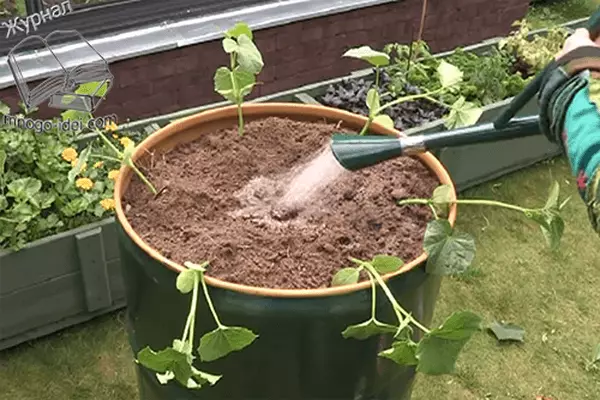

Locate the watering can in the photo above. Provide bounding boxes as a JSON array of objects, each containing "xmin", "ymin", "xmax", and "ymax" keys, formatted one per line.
[{"xmin": 331, "ymin": 8, "xmax": 600, "ymax": 171}]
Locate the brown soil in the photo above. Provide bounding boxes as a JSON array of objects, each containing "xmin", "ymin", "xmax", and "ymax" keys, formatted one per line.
[{"xmin": 123, "ymin": 116, "xmax": 440, "ymax": 289}]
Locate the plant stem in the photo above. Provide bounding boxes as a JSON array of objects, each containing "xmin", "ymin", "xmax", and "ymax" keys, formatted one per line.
[
  {"xmin": 228, "ymin": 66, "xmax": 243, "ymax": 136},
  {"xmin": 423, "ymin": 94, "xmax": 451, "ymax": 109},
  {"xmin": 428, "ymin": 203, "xmax": 439, "ymax": 219},
  {"xmin": 95, "ymin": 130, "xmax": 123, "ymax": 158},
  {"xmin": 359, "ymin": 116, "xmax": 373, "ymax": 136},
  {"xmin": 398, "ymin": 198, "xmax": 530, "ymax": 213},
  {"xmin": 127, "ymin": 161, "xmax": 158, "ymax": 194},
  {"xmin": 95, "ymin": 129, "xmax": 157, "ymax": 194},
  {"xmin": 368, "ymin": 274, "xmax": 377, "ymax": 319},
  {"xmin": 181, "ymin": 305, "xmax": 193, "ymax": 344},
  {"xmin": 375, "ymin": 68, "xmax": 380, "ymax": 88},
  {"xmin": 352, "ymin": 258, "xmax": 430, "ymax": 334},
  {"xmin": 378, "ymin": 87, "xmax": 443, "ymax": 113},
  {"xmin": 200, "ymin": 271, "xmax": 223, "ymax": 329},
  {"xmin": 188, "ymin": 272, "xmax": 200, "ymax": 347},
  {"xmin": 237, "ymin": 104, "xmax": 244, "ymax": 137}
]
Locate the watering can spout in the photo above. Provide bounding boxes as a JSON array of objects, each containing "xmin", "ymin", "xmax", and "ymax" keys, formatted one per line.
[
  {"xmin": 330, "ymin": 115, "xmax": 542, "ymax": 172},
  {"xmin": 330, "ymin": 134, "xmax": 421, "ymax": 171}
]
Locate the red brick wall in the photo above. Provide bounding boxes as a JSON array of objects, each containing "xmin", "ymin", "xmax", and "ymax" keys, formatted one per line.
[{"xmin": 0, "ymin": 0, "xmax": 530, "ymax": 122}]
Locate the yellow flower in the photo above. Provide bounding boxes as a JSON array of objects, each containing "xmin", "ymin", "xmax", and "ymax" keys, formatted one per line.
[
  {"xmin": 120, "ymin": 137, "xmax": 134, "ymax": 148},
  {"xmin": 100, "ymin": 198, "xmax": 115, "ymax": 211},
  {"xmin": 105, "ymin": 121, "xmax": 118, "ymax": 132},
  {"xmin": 75, "ymin": 177, "xmax": 93, "ymax": 191},
  {"xmin": 108, "ymin": 170, "xmax": 119, "ymax": 180},
  {"xmin": 61, "ymin": 147, "xmax": 77, "ymax": 162},
  {"xmin": 112, "ymin": 134, "xmax": 119, "ymax": 139},
  {"xmin": 71, "ymin": 159, "xmax": 87, "ymax": 172},
  {"xmin": 93, "ymin": 161, "xmax": 104, "ymax": 169}
]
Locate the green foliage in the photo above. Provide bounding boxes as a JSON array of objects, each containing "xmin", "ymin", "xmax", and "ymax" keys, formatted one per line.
[
  {"xmin": 486, "ymin": 321, "xmax": 525, "ymax": 342},
  {"xmin": 498, "ymin": 19, "xmax": 569, "ymax": 74},
  {"xmin": 334, "ymin": 180, "xmax": 569, "ymax": 375},
  {"xmin": 356, "ymin": 60, "xmax": 482, "ymax": 135},
  {"xmin": 214, "ymin": 22, "xmax": 264, "ymax": 136},
  {"xmin": 343, "ymin": 46, "xmax": 390, "ymax": 68},
  {"xmin": 339, "ymin": 256, "xmax": 484, "ymax": 375},
  {"xmin": 347, "ymin": 20, "xmax": 565, "ymax": 126},
  {"xmin": 382, "ymin": 40, "xmax": 440, "ymax": 94},
  {"xmin": 445, "ymin": 47, "xmax": 530, "ymax": 106},
  {"xmin": 443, "ymin": 96, "xmax": 483, "ymax": 129},
  {"xmin": 0, "ymin": 104, "xmax": 135, "ymax": 250},
  {"xmin": 331, "ymin": 267, "xmax": 360, "ymax": 286},
  {"xmin": 414, "ymin": 311, "xmax": 482, "ymax": 375},
  {"xmin": 198, "ymin": 327, "xmax": 258, "ymax": 362},
  {"xmin": 523, "ymin": 181, "xmax": 570, "ymax": 250},
  {"xmin": 423, "ymin": 219, "xmax": 476, "ymax": 276},
  {"xmin": 136, "ymin": 261, "xmax": 258, "ymax": 391}
]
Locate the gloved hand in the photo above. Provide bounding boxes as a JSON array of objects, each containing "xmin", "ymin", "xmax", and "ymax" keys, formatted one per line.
[
  {"xmin": 538, "ymin": 28, "xmax": 600, "ymax": 233},
  {"xmin": 538, "ymin": 28, "xmax": 600, "ymax": 146}
]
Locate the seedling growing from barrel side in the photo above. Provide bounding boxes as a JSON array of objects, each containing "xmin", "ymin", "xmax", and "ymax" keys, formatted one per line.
[
  {"xmin": 136, "ymin": 261, "xmax": 258, "ymax": 389},
  {"xmin": 332, "ymin": 181, "xmax": 569, "ymax": 374}
]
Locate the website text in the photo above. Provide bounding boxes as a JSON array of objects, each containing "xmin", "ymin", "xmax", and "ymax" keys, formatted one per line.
[
  {"xmin": 2, "ymin": 114, "xmax": 118, "ymax": 134},
  {"xmin": 3, "ymin": 1, "xmax": 73, "ymax": 38}
]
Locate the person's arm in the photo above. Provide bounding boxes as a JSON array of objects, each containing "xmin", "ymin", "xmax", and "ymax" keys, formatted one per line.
[
  {"xmin": 559, "ymin": 77, "xmax": 600, "ymax": 232},
  {"xmin": 539, "ymin": 28, "xmax": 600, "ymax": 232}
]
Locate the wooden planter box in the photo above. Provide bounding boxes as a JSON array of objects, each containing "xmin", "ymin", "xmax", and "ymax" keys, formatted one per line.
[
  {"xmin": 0, "ymin": 218, "xmax": 123, "ymax": 350},
  {"xmin": 0, "ymin": 18, "xmax": 585, "ymax": 351}
]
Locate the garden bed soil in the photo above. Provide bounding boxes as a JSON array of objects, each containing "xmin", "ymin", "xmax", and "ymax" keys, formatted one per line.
[
  {"xmin": 319, "ymin": 71, "xmax": 448, "ymax": 131},
  {"xmin": 122, "ymin": 116, "xmax": 439, "ymax": 289}
]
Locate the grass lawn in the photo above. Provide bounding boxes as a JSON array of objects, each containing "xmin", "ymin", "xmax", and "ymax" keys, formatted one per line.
[{"xmin": 1, "ymin": 157, "xmax": 599, "ymax": 400}]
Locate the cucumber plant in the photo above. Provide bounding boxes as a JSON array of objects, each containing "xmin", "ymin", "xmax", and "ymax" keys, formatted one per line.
[
  {"xmin": 214, "ymin": 22, "xmax": 264, "ymax": 136},
  {"xmin": 136, "ymin": 261, "xmax": 258, "ymax": 389},
  {"xmin": 331, "ymin": 181, "xmax": 569, "ymax": 374},
  {"xmin": 352, "ymin": 58, "xmax": 483, "ymax": 134}
]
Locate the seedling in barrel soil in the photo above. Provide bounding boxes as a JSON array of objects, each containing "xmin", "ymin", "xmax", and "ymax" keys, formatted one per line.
[
  {"xmin": 214, "ymin": 22, "xmax": 264, "ymax": 136},
  {"xmin": 332, "ymin": 181, "xmax": 569, "ymax": 373},
  {"xmin": 136, "ymin": 261, "xmax": 258, "ymax": 389}
]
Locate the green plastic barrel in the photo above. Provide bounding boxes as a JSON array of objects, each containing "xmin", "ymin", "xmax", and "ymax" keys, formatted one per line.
[{"xmin": 117, "ymin": 223, "xmax": 442, "ymax": 400}]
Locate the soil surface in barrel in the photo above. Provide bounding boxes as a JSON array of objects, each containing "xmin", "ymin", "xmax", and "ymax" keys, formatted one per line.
[{"xmin": 123, "ymin": 116, "xmax": 439, "ymax": 289}]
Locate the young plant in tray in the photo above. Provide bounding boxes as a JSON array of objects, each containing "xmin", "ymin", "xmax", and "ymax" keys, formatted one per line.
[
  {"xmin": 214, "ymin": 22, "xmax": 264, "ymax": 136},
  {"xmin": 342, "ymin": 45, "xmax": 391, "ymax": 89},
  {"xmin": 331, "ymin": 181, "xmax": 569, "ymax": 374},
  {"xmin": 356, "ymin": 58, "xmax": 483, "ymax": 134}
]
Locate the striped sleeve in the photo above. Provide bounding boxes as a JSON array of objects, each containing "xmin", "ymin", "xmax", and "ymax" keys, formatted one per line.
[{"xmin": 562, "ymin": 80, "xmax": 600, "ymax": 232}]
